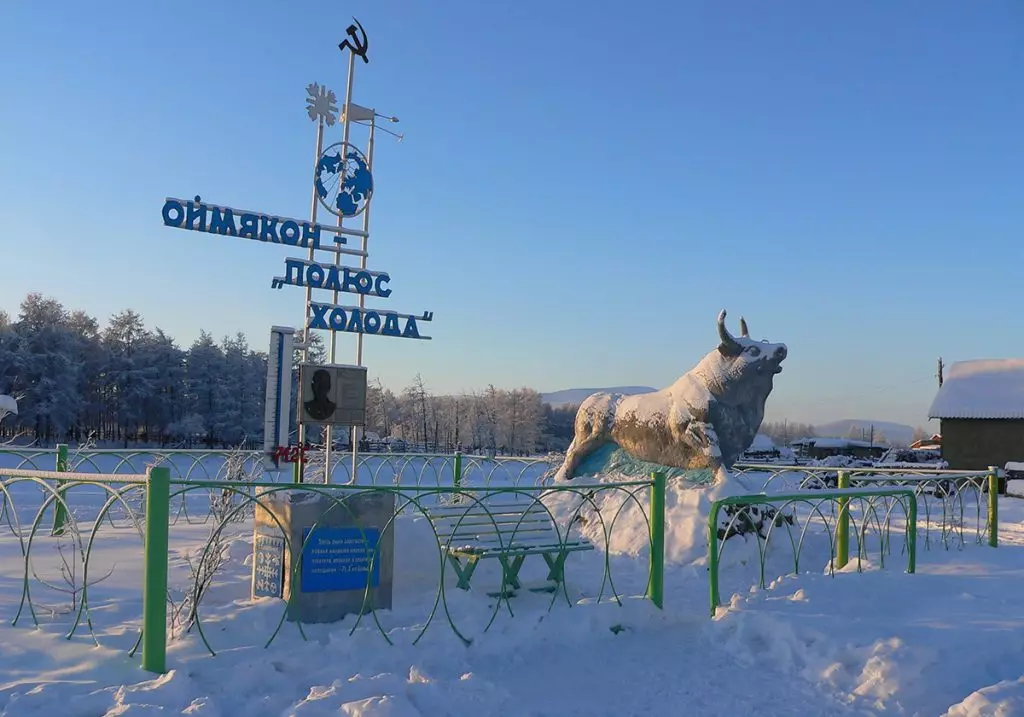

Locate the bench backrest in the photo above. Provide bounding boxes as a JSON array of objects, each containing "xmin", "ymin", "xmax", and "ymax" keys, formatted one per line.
[{"xmin": 425, "ymin": 501, "xmax": 574, "ymax": 550}]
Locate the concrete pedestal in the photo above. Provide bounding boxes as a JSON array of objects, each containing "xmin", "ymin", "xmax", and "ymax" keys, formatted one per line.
[{"xmin": 251, "ymin": 488, "xmax": 395, "ymax": 623}]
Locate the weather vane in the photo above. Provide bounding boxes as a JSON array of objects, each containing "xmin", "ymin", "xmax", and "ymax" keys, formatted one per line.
[{"xmin": 339, "ymin": 17, "xmax": 369, "ymax": 64}]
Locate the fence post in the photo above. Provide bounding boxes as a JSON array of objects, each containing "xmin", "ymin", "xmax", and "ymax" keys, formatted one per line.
[
  {"xmin": 647, "ymin": 471, "xmax": 665, "ymax": 609},
  {"xmin": 906, "ymin": 492, "xmax": 917, "ymax": 574},
  {"xmin": 51, "ymin": 443, "xmax": 70, "ymax": 536},
  {"xmin": 988, "ymin": 466, "xmax": 999, "ymax": 548},
  {"xmin": 142, "ymin": 466, "xmax": 170, "ymax": 674},
  {"xmin": 835, "ymin": 470, "xmax": 850, "ymax": 569},
  {"xmin": 707, "ymin": 499, "xmax": 721, "ymax": 616},
  {"xmin": 452, "ymin": 451, "xmax": 463, "ymax": 502}
]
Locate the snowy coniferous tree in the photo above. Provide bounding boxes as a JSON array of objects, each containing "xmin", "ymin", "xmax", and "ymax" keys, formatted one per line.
[
  {"xmin": 65, "ymin": 310, "xmax": 106, "ymax": 442},
  {"xmin": 140, "ymin": 329, "xmax": 185, "ymax": 444},
  {"xmin": 218, "ymin": 334, "xmax": 247, "ymax": 444},
  {"xmin": 0, "ymin": 310, "xmax": 20, "ymax": 398},
  {"xmin": 103, "ymin": 310, "xmax": 154, "ymax": 444},
  {"xmin": 14, "ymin": 294, "xmax": 82, "ymax": 442},
  {"xmin": 184, "ymin": 331, "xmax": 227, "ymax": 447},
  {"xmin": 218, "ymin": 333, "xmax": 266, "ymax": 445}
]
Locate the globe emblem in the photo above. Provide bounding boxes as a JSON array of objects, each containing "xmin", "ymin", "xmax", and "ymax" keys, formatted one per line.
[{"xmin": 314, "ymin": 141, "xmax": 373, "ymax": 218}]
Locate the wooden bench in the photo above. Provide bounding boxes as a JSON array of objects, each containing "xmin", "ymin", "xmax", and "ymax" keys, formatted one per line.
[{"xmin": 425, "ymin": 500, "xmax": 594, "ymax": 596}]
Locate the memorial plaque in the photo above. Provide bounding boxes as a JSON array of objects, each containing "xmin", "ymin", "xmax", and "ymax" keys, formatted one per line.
[
  {"xmin": 252, "ymin": 532, "xmax": 285, "ymax": 598},
  {"xmin": 251, "ymin": 488, "xmax": 395, "ymax": 623},
  {"xmin": 300, "ymin": 527, "xmax": 381, "ymax": 593},
  {"xmin": 299, "ymin": 363, "xmax": 367, "ymax": 426}
]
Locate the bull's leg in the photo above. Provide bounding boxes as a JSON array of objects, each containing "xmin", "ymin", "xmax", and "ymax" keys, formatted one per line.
[
  {"xmin": 557, "ymin": 431, "xmax": 607, "ymax": 481},
  {"xmin": 555, "ymin": 396, "xmax": 615, "ymax": 481}
]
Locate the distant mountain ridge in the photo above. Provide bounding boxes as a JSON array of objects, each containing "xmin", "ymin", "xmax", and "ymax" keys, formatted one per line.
[
  {"xmin": 541, "ymin": 391, "xmax": 917, "ymax": 446},
  {"xmin": 541, "ymin": 386, "xmax": 656, "ymax": 408},
  {"xmin": 813, "ymin": 419, "xmax": 916, "ymax": 446}
]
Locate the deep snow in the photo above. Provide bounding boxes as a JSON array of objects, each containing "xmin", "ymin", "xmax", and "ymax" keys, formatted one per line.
[{"xmin": 2, "ymin": 462, "xmax": 1024, "ymax": 716}]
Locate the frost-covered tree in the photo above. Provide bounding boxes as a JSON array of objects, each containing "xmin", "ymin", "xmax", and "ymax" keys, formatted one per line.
[
  {"xmin": 103, "ymin": 310, "xmax": 153, "ymax": 444},
  {"xmin": 499, "ymin": 388, "xmax": 544, "ymax": 455},
  {"xmin": 1, "ymin": 292, "xmax": 562, "ymax": 451},
  {"xmin": 13, "ymin": 294, "xmax": 82, "ymax": 440},
  {"xmin": 401, "ymin": 374, "xmax": 430, "ymax": 448},
  {"xmin": 218, "ymin": 333, "xmax": 265, "ymax": 444},
  {"xmin": 184, "ymin": 331, "xmax": 226, "ymax": 446},
  {"xmin": 140, "ymin": 329, "xmax": 186, "ymax": 442}
]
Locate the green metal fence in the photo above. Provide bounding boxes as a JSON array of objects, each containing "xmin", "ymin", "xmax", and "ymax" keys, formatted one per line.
[
  {"xmin": 732, "ymin": 463, "xmax": 1000, "ymax": 549},
  {"xmin": 0, "ymin": 446, "xmax": 557, "ymax": 488},
  {"xmin": 0, "ymin": 466, "xmax": 153, "ymax": 656},
  {"xmin": 707, "ymin": 487, "xmax": 918, "ymax": 617},
  {"xmin": 0, "ymin": 461, "xmax": 665, "ymax": 675},
  {"xmin": 0, "ymin": 446, "xmax": 566, "ymax": 530}
]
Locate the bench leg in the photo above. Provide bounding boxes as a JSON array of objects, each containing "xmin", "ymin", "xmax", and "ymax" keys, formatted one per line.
[
  {"xmin": 541, "ymin": 551, "xmax": 568, "ymax": 583},
  {"xmin": 447, "ymin": 554, "xmax": 480, "ymax": 590},
  {"xmin": 498, "ymin": 554, "xmax": 525, "ymax": 590}
]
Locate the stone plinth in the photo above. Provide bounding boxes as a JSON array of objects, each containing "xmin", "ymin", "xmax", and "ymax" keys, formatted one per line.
[{"xmin": 251, "ymin": 488, "xmax": 395, "ymax": 623}]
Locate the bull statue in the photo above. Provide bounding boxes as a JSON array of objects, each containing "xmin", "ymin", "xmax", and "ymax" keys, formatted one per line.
[{"xmin": 555, "ymin": 310, "xmax": 787, "ymax": 481}]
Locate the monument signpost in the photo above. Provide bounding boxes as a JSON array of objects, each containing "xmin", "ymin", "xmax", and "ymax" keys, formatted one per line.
[{"xmin": 160, "ymin": 17, "xmax": 426, "ymax": 622}]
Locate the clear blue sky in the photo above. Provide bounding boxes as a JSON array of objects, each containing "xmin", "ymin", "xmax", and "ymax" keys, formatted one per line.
[{"xmin": 2, "ymin": 1, "xmax": 1022, "ymax": 428}]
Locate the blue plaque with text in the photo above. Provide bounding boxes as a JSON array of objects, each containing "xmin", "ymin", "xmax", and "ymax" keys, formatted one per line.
[{"xmin": 300, "ymin": 527, "xmax": 381, "ymax": 593}]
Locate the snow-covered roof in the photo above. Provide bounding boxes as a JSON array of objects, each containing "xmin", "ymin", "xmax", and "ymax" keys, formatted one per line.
[{"xmin": 928, "ymin": 359, "xmax": 1024, "ymax": 420}]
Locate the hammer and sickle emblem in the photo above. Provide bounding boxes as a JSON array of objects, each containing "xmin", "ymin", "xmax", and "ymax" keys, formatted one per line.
[{"xmin": 338, "ymin": 17, "xmax": 369, "ymax": 64}]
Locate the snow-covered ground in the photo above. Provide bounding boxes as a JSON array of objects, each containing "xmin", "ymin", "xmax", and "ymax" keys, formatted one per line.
[{"xmin": 2, "ymin": 464, "xmax": 1024, "ymax": 716}]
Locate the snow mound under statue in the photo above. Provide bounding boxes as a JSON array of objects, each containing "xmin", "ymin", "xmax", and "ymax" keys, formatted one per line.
[{"xmin": 542, "ymin": 464, "xmax": 764, "ymax": 567}]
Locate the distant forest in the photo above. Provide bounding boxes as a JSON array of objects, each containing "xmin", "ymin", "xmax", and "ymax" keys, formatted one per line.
[
  {"xmin": 0, "ymin": 293, "xmax": 578, "ymax": 453},
  {"xmin": 1, "ymin": 293, "xmax": 922, "ymax": 454}
]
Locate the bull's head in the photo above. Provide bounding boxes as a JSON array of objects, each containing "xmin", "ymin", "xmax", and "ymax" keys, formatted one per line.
[
  {"xmin": 693, "ymin": 309, "xmax": 788, "ymax": 409},
  {"xmin": 716, "ymin": 310, "xmax": 787, "ymax": 375}
]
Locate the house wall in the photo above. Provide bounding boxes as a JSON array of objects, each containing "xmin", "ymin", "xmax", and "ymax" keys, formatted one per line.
[{"xmin": 940, "ymin": 419, "xmax": 1024, "ymax": 470}]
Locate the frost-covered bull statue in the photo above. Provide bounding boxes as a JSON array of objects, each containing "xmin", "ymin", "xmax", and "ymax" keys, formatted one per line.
[{"xmin": 555, "ymin": 311, "xmax": 787, "ymax": 480}]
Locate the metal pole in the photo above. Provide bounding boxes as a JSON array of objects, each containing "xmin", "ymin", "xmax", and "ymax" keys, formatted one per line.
[
  {"xmin": 350, "ymin": 117, "xmax": 376, "ymax": 484},
  {"xmin": 906, "ymin": 492, "xmax": 917, "ymax": 574},
  {"xmin": 51, "ymin": 443, "xmax": 69, "ymax": 536},
  {"xmin": 707, "ymin": 499, "xmax": 722, "ymax": 616},
  {"xmin": 295, "ymin": 116, "xmax": 326, "ymax": 484},
  {"xmin": 647, "ymin": 471, "xmax": 665, "ymax": 609},
  {"xmin": 988, "ymin": 465, "xmax": 999, "ymax": 547},
  {"xmin": 142, "ymin": 466, "xmax": 171, "ymax": 674},
  {"xmin": 836, "ymin": 470, "xmax": 850, "ymax": 569},
  {"xmin": 325, "ymin": 49, "xmax": 358, "ymax": 485}
]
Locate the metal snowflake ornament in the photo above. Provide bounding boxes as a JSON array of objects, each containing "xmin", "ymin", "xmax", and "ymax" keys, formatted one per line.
[{"xmin": 305, "ymin": 83, "xmax": 339, "ymax": 126}]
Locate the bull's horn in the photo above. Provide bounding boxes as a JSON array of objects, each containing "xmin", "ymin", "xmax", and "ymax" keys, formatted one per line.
[
  {"xmin": 739, "ymin": 317, "xmax": 750, "ymax": 338},
  {"xmin": 717, "ymin": 310, "xmax": 742, "ymax": 355}
]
